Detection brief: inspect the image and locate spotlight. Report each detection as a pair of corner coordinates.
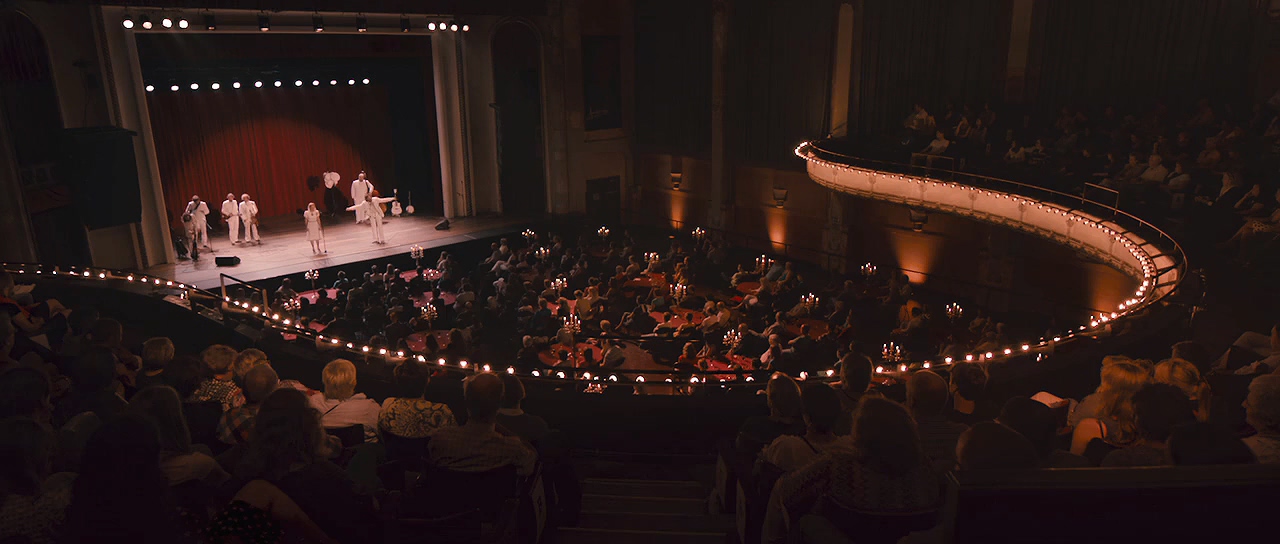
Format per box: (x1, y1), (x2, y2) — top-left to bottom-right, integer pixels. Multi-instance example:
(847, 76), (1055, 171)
(428, 22), (436, 31)
(210, 82), (220, 90)
(178, 18), (189, 29)
(190, 83), (199, 90)
(232, 81), (241, 89)
(122, 15), (135, 29)
(170, 84), (179, 91)
(450, 23), (458, 32)
(295, 80), (303, 87)
(161, 17), (173, 29)
(258, 15), (269, 32)
(348, 79), (355, 85)
(140, 15), (153, 29)
(400, 16), (411, 32)
(312, 80), (320, 86)
(330, 80), (337, 85)
(273, 80), (281, 87)
(362, 78), (370, 84)
(313, 16), (324, 32)
(145, 84), (154, 92)
(462, 24), (470, 32)
(254, 81), (262, 88)
(204, 14), (216, 30)
(439, 20), (447, 30)
(356, 16), (367, 32)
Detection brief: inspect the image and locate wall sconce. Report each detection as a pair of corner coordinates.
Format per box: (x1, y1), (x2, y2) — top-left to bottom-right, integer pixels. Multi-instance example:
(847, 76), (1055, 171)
(772, 187), (789, 208)
(909, 208), (929, 232)
(671, 172), (682, 191)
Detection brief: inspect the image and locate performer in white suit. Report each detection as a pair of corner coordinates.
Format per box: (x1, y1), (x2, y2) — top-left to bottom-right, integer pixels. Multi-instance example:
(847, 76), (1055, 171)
(239, 193), (261, 244)
(304, 202), (324, 254)
(346, 193), (396, 244)
(221, 193), (241, 244)
(184, 195), (210, 249)
(350, 171), (374, 224)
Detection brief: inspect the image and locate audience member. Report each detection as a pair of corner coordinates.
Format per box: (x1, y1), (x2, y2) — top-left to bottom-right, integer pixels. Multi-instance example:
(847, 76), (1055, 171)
(229, 348), (268, 388)
(1100, 383), (1196, 467)
(996, 397), (1089, 468)
(428, 372), (537, 475)
(0, 366), (52, 424)
(956, 422), (1040, 471)
(496, 373), (550, 445)
(0, 417), (74, 544)
(126, 386), (230, 487)
(761, 383), (843, 472)
(378, 361), (456, 439)
(54, 347), (125, 427)
(736, 373), (804, 453)
(1168, 422), (1257, 465)
(134, 337), (174, 392)
(309, 359), (381, 443)
(1071, 360), (1150, 456)
(189, 345), (245, 412)
(1243, 374), (1280, 463)
(218, 364), (279, 445)
(1154, 358), (1210, 420)
(907, 370), (969, 467)
(948, 362), (996, 425)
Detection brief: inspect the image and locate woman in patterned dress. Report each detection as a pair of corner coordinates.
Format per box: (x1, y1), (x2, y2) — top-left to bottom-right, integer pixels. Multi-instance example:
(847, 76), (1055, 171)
(378, 361), (456, 439)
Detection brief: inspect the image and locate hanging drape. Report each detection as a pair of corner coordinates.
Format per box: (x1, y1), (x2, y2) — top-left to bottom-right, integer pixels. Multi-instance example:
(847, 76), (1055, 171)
(1024, 0), (1259, 111)
(634, 0), (713, 157)
(146, 83), (396, 219)
(848, 0), (1011, 136)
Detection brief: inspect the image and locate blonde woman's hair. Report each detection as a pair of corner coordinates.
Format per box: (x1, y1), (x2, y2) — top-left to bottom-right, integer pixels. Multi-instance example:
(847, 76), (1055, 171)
(1096, 360), (1150, 443)
(322, 359), (358, 400)
(1155, 358), (1210, 420)
(232, 348), (269, 387)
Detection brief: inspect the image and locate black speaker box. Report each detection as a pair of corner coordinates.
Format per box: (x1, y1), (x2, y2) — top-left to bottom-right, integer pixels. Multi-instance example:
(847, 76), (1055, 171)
(215, 256), (241, 267)
(55, 127), (141, 229)
(435, 219), (450, 230)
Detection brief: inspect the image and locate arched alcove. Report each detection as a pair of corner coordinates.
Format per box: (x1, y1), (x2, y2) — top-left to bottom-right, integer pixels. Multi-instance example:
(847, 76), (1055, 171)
(491, 21), (547, 215)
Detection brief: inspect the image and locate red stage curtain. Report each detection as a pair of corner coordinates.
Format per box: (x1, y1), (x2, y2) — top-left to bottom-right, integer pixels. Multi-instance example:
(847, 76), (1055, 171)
(146, 84), (396, 219)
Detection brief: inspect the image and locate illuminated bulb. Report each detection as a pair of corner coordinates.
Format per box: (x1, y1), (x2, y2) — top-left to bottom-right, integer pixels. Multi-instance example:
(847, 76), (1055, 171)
(944, 357), (953, 364)
(922, 362), (931, 369)
(331, 339), (339, 344)
(271, 314), (279, 320)
(428, 22), (436, 30)
(875, 366), (884, 373)
(417, 355), (425, 362)
(282, 319), (291, 325)
(458, 360), (468, 367)
(274, 81), (281, 87)
(362, 78), (370, 84)
(690, 376), (699, 383)
(826, 369), (835, 377)
(636, 376), (645, 383)
(145, 85), (154, 92)
(507, 367), (515, 374)
(379, 348), (387, 355)
(985, 352), (994, 359)
(1004, 348), (1012, 355)
(1022, 344), (1030, 351)
(178, 18), (189, 29)
(745, 376), (754, 382)
(438, 358), (446, 365)
(84, 271), (91, 277)
(170, 85), (179, 92)
(965, 354), (974, 362)
(162, 17), (173, 28)
(798, 372), (808, 380)
(397, 351), (404, 358)
(312, 80), (320, 86)
(556, 371), (566, 379)
(190, 83), (199, 90)
(210, 83), (220, 90)
(254, 81), (263, 88)
(99, 273), (106, 278)
(361, 346), (370, 352)
(482, 364), (491, 372)
(232, 82), (241, 89)
(583, 372), (592, 380)
(251, 306), (260, 312)
(346, 343), (354, 348)
(532, 370), (541, 377)
(609, 375), (618, 382)
(330, 80), (337, 85)
(295, 80), (303, 87)
(899, 364), (907, 372)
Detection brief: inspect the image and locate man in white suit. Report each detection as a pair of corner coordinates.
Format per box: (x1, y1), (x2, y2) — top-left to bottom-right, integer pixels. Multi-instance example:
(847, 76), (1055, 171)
(239, 193), (261, 245)
(221, 193), (241, 245)
(350, 171), (374, 224)
(184, 195), (210, 249)
(346, 193), (396, 244)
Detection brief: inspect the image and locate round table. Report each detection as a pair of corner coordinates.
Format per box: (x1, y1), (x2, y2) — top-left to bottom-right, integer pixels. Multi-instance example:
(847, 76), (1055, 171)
(401, 269), (442, 282)
(406, 330), (452, 354)
(539, 342), (605, 368)
(787, 318), (830, 337)
(649, 309), (706, 328)
(736, 281), (761, 295)
(624, 273), (666, 289)
(412, 291), (457, 308)
(298, 288), (338, 304)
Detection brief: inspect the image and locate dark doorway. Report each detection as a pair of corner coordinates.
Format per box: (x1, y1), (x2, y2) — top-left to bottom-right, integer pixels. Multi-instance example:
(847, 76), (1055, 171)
(586, 176), (621, 223)
(492, 22), (546, 215)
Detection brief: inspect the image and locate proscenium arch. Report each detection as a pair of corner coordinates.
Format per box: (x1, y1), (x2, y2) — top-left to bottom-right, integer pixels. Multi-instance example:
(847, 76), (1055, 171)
(490, 17), (549, 215)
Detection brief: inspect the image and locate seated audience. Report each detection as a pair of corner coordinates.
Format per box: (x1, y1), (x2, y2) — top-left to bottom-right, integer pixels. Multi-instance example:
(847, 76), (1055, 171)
(127, 386), (230, 487)
(378, 361), (456, 439)
(996, 397), (1090, 468)
(1068, 355), (1140, 427)
(832, 353), (874, 434)
(497, 373), (550, 445)
(309, 359), (381, 443)
(761, 383), (843, 472)
(1154, 358), (1210, 420)
(189, 345), (245, 412)
(0, 417), (75, 544)
(134, 337), (174, 392)
(735, 373), (804, 453)
(218, 364), (280, 445)
(428, 372), (537, 475)
(907, 370), (969, 467)
(955, 421), (1040, 470)
(54, 347), (125, 427)
(1100, 383), (1196, 467)
(1244, 374), (1280, 463)
(1071, 359), (1150, 457)
(0, 366), (52, 424)
(229, 348), (269, 388)
(1168, 421), (1257, 465)
(948, 362), (997, 425)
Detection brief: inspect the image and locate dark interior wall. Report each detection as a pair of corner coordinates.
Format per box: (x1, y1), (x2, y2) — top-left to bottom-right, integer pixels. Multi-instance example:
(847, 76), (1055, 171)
(633, 0), (712, 157)
(491, 22), (547, 215)
(1024, 0), (1260, 113)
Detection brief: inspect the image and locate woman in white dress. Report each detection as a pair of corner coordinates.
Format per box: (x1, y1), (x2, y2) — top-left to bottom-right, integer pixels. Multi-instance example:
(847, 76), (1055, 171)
(304, 202), (324, 254)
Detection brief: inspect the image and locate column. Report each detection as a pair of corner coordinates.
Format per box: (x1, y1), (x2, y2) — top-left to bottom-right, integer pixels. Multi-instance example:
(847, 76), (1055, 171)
(433, 34), (468, 218)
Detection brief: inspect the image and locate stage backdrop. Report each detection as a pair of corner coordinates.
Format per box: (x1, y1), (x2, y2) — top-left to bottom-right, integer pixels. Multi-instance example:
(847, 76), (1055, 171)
(146, 83), (396, 219)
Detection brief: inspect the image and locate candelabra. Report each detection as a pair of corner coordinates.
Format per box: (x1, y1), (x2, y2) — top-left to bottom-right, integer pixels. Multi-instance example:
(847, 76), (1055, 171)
(644, 252), (661, 264)
(282, 297), (301, 322)
(945, 302), (963, 321)
(409, 245), (424, 269)
(551, 277), (568, 293)
(562, 314), (581, 334)
(597, 226), (610, 239)
(420, 304), (437, 323)
(801, 293), (819, 311)
(304, 269), (320, 290)
(756, 254), (773, 274)
(535, 246), (551, 260)
(692, 227), (706, 241)
(671, 282), (689, 302)
(724, 329), (742, 349)
(861, 262), (877, 279)
(521, 229), (536, 243)
(882, 342), (903, 363)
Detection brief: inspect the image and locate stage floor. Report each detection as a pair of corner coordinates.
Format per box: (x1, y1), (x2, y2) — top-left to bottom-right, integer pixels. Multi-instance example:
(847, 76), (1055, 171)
(147, 213), (530, 290)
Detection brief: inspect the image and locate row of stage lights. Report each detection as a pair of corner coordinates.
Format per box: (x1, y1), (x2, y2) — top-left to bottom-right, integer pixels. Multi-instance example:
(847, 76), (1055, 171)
(145, 78), (371, 93)
(122, 12), (469, 33)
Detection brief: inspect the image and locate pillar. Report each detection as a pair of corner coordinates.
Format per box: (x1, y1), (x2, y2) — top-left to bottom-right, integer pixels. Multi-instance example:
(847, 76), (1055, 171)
(433, 34), (470, 218)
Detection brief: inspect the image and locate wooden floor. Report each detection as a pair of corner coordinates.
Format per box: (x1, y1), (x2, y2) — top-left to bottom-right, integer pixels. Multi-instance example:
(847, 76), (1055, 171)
(147, 213), (530, 290)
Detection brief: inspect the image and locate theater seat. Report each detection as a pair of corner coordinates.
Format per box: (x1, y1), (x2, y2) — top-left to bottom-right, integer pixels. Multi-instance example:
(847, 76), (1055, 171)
(325, 424), (365, 448)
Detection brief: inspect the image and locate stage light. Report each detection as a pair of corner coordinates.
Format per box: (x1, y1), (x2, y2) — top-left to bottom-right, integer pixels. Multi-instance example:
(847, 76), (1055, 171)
(462, 24), (470, 32)
(450, 24), (458, 32)
(232, 81), (241, 89)
(428, 22), (436, 31)
(140, 16), (153, 29)
(356, 16), (367, 32)
(312, 80), (320, 86)
(145, 84), (154, 92)
(170, 84), (179, 91)
(273, 81), (281, 87)
(258, 15), (269, 32)
(313, 16), (324, 32)
(122, 15), (134, 29)
(294, 80), (302, 87)
(178, 18), (189, 29)
(439, 20), (447, 30)
(400, 17), (411, 32)
(348, 79), (355, 85)
(190, 83), (199, 90)
(329, 80), (337, 85)
(161, 17), (173, 29)
(204, 14), (216, 30)
(362, 78), (370, 84)
(254, 81), (262, 88)
(210, 82), (220, 90)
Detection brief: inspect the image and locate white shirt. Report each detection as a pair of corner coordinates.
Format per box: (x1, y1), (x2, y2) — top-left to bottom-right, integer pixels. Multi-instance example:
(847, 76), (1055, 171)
(186, 200), (209, 219)
(221, 200), (239, 217)
(309, 393), (381, 442)
(238, 200), (258, 219)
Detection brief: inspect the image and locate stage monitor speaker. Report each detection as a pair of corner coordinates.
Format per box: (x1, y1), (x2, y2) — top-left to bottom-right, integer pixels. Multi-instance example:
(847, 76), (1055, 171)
(435, 219), (450, 230)
(55, 127), (141, 230)
(215, 256), (241, 267)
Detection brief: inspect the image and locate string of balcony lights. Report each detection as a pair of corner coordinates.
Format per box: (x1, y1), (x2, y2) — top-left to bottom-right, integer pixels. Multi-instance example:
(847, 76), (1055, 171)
(793, 141), (1169, 376)
(121, 11), (469, 33)
(145, 77), (372, 94)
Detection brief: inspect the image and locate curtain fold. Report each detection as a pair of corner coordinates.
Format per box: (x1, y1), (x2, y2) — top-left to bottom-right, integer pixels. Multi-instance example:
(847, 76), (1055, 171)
(146, 84), (396, 219)
(634, 0), (713, 156)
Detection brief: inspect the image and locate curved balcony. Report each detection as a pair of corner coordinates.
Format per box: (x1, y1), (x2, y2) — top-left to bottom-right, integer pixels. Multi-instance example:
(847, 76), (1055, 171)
(796, 139), (1189, 363)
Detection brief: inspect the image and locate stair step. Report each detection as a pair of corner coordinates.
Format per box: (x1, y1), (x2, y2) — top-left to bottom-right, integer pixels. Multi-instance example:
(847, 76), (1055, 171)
(582, 493), (708, 515)
(554, 527), (727, 544)
(583, 478), (708, 499)
(577, 510), (734, 533)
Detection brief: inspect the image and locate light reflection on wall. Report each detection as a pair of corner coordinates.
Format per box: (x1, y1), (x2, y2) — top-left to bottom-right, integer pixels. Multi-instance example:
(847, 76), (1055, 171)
(885, 229), (942, 285)
(765, 208), (787, 253)
(669, 191), (685, 229)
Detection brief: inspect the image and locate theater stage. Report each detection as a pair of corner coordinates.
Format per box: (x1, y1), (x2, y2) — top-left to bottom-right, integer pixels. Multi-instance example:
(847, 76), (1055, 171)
(147, 213), (530, 291)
